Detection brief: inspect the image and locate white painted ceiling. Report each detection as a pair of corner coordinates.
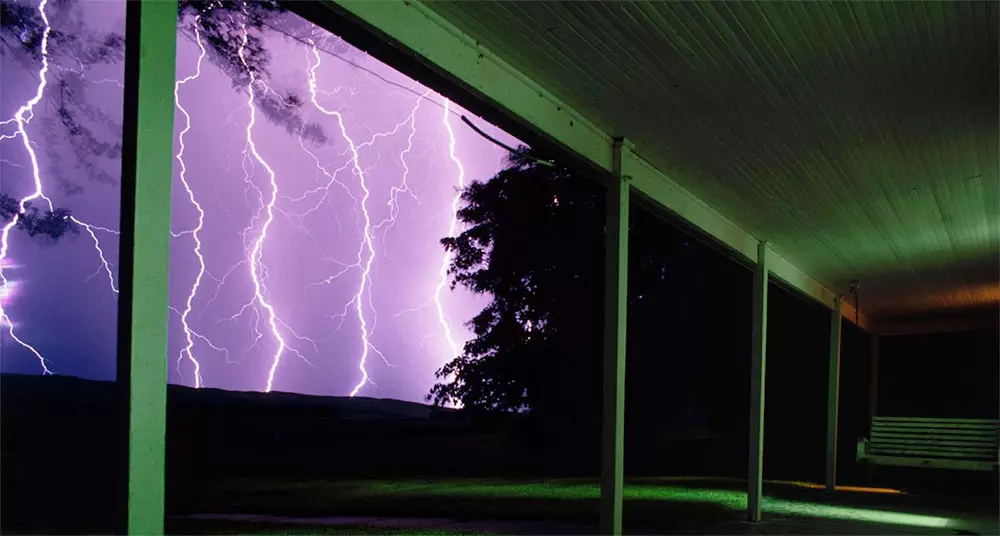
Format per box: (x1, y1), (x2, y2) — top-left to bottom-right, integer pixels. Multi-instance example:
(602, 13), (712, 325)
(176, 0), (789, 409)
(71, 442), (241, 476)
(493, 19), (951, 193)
(422, 1), (999, 326)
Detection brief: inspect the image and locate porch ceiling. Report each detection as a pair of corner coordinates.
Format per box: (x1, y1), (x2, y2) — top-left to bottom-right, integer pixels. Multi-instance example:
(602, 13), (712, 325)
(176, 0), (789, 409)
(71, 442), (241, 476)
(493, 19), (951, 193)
(419, 1), (999, 325)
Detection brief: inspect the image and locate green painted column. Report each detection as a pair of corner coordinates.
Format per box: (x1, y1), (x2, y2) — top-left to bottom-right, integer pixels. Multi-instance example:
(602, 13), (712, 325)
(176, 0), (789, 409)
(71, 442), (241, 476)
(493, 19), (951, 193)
(118, 1), (177, 534)
(600, 138), (630, 536)
(747, 241), (768, 522)
(825, 296), (843, 491)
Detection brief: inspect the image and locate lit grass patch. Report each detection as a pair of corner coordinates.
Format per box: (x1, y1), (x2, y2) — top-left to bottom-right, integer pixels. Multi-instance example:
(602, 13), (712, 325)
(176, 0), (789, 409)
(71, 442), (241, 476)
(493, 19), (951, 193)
(185, 478), (960, 531)
(355, 480), (955, 529)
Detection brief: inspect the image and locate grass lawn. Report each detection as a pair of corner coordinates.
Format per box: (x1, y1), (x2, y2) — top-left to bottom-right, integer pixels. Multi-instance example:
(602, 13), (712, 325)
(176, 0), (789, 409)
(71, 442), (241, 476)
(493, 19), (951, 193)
(166, 519), (484, 535)
(170, 476), (995, 534)
(171, 477), (726, 533)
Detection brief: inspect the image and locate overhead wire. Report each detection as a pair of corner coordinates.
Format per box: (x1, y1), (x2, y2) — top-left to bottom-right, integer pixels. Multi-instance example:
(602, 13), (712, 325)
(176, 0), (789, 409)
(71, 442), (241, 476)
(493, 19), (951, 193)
(256, 18), (558, 168)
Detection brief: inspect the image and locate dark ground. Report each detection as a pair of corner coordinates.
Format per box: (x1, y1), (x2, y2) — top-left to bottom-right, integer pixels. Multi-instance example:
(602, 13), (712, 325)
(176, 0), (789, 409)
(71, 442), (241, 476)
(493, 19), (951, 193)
(2, 374), (997, 535)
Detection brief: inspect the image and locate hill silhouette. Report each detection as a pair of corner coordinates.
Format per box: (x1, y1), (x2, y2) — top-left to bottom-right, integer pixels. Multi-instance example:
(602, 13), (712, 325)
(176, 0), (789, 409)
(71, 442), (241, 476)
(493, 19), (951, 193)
(2, 372), (456, 421)
(0, 373), (526, 534)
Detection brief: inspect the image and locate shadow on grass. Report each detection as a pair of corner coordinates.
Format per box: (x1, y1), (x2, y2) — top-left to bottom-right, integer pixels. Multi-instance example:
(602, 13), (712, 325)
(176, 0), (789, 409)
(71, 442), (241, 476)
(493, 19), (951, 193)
(166, 519), (485, 535)
(170, 477), (998, 535)
(171, 478), (737, 533)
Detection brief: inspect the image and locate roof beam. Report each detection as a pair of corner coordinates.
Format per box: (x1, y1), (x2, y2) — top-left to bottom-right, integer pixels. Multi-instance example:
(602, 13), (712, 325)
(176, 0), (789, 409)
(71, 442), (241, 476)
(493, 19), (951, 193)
(311, 0), (866, 330)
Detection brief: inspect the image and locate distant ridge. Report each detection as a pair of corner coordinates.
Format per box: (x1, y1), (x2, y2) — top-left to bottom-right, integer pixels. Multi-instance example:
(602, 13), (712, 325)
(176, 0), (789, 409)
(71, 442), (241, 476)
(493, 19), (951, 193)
(0, 373), (457, 422)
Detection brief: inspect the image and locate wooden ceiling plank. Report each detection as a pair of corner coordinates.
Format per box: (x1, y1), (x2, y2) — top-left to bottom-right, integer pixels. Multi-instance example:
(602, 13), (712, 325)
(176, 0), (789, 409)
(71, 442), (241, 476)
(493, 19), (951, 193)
(322, 0), (995, 327)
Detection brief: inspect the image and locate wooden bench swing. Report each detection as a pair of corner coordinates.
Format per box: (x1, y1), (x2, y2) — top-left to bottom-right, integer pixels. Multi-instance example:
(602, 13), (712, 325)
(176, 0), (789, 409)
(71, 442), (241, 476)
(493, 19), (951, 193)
(857, 416), (999, 471)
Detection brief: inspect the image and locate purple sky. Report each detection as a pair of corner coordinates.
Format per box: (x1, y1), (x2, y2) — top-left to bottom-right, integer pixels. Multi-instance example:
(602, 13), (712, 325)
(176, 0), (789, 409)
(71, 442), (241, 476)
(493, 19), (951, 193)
(0, 1), (519, 403)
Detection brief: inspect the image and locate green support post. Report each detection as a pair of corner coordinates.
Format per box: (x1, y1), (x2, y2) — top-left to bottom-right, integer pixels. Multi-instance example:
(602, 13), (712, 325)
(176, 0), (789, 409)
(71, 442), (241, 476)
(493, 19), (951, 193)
(118, 1), (177, 534)
(747, 241), (768, 522)
(600, 138), (630, 536)
(825, 296), (843, 491)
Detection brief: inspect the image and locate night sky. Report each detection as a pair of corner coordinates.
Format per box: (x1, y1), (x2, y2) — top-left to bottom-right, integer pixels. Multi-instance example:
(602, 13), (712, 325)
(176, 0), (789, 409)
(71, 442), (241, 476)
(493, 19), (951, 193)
(0, 0), (519, 403)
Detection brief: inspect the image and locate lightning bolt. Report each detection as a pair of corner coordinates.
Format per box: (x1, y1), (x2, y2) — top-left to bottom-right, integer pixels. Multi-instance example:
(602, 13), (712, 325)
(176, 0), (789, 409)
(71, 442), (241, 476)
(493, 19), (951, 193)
(0, 0), (125, 373)
(371, 89), (429, 253)
(296, 38), (449, 397)
(305, 40), (380, 397)
(435, 99), (465, 367)
(4, 0), (510, 399)
(237, 15), (293, 394)
(0, 0), (54, 374)
(286, 146), (359, 294)
(74, 217), (120, 294)
(173, 17), (209, 388)
(53, 51), (124, 88)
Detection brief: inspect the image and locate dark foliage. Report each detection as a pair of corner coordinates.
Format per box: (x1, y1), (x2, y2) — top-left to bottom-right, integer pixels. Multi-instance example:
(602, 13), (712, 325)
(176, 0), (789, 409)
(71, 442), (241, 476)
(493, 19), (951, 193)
(1, 0), (327, 197)
(0, 193), (78, 240)
(428, 148), (607, 444)
(0, 0), (124, 66)
(177, 0), (328, 145)
(425, 148), (756, 470)
(1, 0), (126, 191)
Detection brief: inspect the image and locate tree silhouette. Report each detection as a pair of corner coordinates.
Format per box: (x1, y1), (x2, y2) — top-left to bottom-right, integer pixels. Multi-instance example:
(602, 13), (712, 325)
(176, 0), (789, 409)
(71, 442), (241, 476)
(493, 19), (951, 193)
(2, 0), (126, 193)
(0, 0), (124, 68)
(1, 0), (329, 196)
(0, 193), (77, 240)
(430, 147), (758, 475)
(177, 0), (328, 145)
(428, 148), (607, 447)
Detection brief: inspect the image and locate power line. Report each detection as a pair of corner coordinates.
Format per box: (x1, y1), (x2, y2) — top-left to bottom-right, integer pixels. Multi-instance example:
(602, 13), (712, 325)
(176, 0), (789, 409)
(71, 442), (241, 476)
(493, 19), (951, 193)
(181, 12), (555, 167)
(259, 19), (557, 167)
(260, 19), (458, 117)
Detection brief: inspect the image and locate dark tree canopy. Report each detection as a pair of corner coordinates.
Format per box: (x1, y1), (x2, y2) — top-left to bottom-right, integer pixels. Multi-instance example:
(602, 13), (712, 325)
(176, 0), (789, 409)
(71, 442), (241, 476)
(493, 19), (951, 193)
(0, 0), (124, 67)
(429, 149), (607, 441)
(0, 193), (78, 240)
(177, 0), (328, 145)
(428, 145), (761, 476)
(2, 0), (126, 191)
(1, 0), (329, 196)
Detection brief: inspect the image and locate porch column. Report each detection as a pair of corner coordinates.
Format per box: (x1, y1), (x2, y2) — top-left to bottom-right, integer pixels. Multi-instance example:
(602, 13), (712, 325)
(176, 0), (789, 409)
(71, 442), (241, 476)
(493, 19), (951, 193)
(747, 241), (768, 522)
(825, 296), (843, 491)
(118, 1), (177, 534)
(600, 138), (630, 536)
